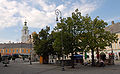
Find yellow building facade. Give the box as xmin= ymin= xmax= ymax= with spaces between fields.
xmin=0 ymin=43 xmax=32 ymax=56
xmin=104 ymin=33 xmax=120 ymax=59
xmin=105 ymin=21 xmax=120 ymax=59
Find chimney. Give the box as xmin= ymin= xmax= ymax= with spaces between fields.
xmin=112 ymin=21 xmax=114 ymax=24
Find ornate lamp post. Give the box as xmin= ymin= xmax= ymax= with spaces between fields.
xmin=29 ymin=48 xmax=32 ymax=65
xmin=55 ymin=9 xmax=64 ymax=71
xmin=91 ymin=23 xmax=95 ymax=66
xmin=30 ymin=35 xmax=32 ymax=65
xmin=55 ymin=9 xmax=62 ymax=21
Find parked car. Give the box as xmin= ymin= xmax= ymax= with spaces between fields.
xmin=1 ymin=55 xmax=10 ymax=67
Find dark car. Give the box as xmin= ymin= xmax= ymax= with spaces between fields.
xmin=2 ymin=55 xmax=12 ymax=61
xmin=2 ymin=55 xmax=10 ymax=64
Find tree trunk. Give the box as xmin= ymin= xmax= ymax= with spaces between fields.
xmin=96 ymin=48 xmax=99 ymax=63
xmin=91 ymin=48 xmax=95 ymax=66
xmin=43 ymin=56 xmax=48 ymax=64
xmin=71 ymin=52 xmax=75 ymax=68
xmin=58 ymin=55 xmax=61 ymax=65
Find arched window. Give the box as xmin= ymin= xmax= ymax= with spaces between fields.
xmin=16 ymin=49 xmax=18 ymax=53
xmin=1 ymin=50 xmax=2 ymax=53
xmin=6 ymin=49 xmax=7 ymax=53
xmin=9 ymin=50 xmax=11 ymax=53
xmin=13 ymin=50 xmax=15 ymax=53
xmin=26 ymin=50 xmax=28 ymax=53
xmin=22 ymin=49 xmax=24 ymax=53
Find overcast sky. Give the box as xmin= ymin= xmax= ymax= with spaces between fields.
xmin=0 ymin=0 xmax=120 ymax=43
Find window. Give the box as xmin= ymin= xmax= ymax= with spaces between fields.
xmin=13 ymin=50 xmax=15 ymax=53
xmin=22 ymin=49 xmax=24 ymax=53
xmin=16 ymin=49 xmax=18 ymax=53
xmin=26 ymin=50 xmax=28 ymax=53
xmin=25 ymin=30 xmax=26 ymax=34
xmin=6 ymin=49 xmax=7 ymax=53
xmin=1 ymin=50 xmax=2 ymax=53
xmin=9 ymin=50 xmax=11 ymax=53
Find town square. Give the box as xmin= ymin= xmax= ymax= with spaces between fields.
xmin=0 ymin=0 xmax=120 ymax=74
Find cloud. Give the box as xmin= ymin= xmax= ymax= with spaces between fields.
xmin=105 ymin=17 xmax=120 ymax=22
xmin=64 ymin=0 xmax=103 ymax=17
xmin=80 ymin=0 xmax=87 ymax=4
xmin=0 ymin=38 xmax=18 ymax=43
xmin=37 ymin=0 xmax=56 ymax=12
xmin=0 ymin=0 xmax=19 ymax=29
xmin=104 ymin=16 xmax=120 ymax=24
xmin=0 ymin=0 xmax=103 ymax=30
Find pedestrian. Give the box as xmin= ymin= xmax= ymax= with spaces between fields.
xmin=99 ymin=59 xmax=105 ymax=67
xmin=23 ymin=57 xmax=25 ymax=61
xmin=0 ymin=53 xmax=1 ymax=62
xmin=12 ymin=57 xmax=15 ymax=62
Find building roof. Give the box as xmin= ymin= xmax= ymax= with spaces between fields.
xmin=105 ymin=21 xmax=120 ymax=33
xmin=0 ymin=43 xmax=32 ymax=49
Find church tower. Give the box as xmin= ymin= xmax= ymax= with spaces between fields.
xmin=21 ymin=21 xmax=29 ymax=43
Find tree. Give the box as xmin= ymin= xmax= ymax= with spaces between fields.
xmin=33 ymin=26 xmax=54 ymax=64
xmin=53 ymin=9 xmax=118 ymax=67
xmin=80 ymin=15 xmax=118 ymax=66
xmin=53 ymin=9 xmax=83 ymax=68
xmin=33 ymin=9 xmax=118 ymax=66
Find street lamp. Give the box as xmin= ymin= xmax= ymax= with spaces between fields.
xmin=91 ymin=23 xmax=95 ymax=66
xmin=29 ymin=45 xmax=32 ymax=65
xmin=29 ymin=35 xmax=32 ymax=65
xmin=55 ymin=9 xmax=64 ymax=71
xmin=55 ymin=9 xmax=62 ymax=22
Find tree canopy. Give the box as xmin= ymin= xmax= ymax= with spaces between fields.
xmin=33 ymin=26 xmax=54 ymax=63
xmin=33 ymin=9 xmax=118 ymax=66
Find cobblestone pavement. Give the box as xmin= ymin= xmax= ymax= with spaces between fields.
xmin=0 ymin=60 xmax=120 ymax=74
